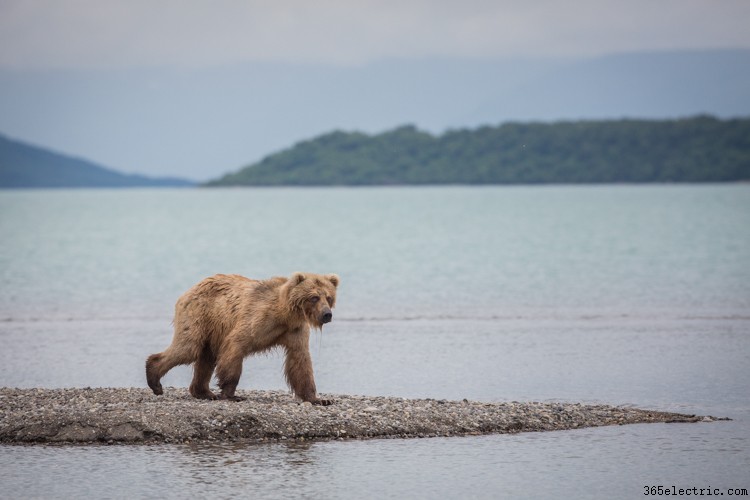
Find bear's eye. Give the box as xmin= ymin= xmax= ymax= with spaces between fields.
xmin=309 ymin=296 xmax=320 ymax=304
xmin=326 ymin=296 xmax=333 ymax=306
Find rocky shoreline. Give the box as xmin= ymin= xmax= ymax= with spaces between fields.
xmin=0 ymin=387 xmax=722 ymax=445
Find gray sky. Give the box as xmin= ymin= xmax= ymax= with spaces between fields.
xmin=1 ymin=1 xmax=749 ymax=181
xmin=1 ymin=0 xmax=749 ymax=69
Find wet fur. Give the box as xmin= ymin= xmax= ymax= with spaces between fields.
xmin=146 ymin=272 xmax=339 ymax=403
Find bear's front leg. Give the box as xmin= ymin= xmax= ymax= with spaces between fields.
xmin=282 ymin=334 xmax=333 ymax=406
xmin=215 ymin=353 xmax=246 ymax=402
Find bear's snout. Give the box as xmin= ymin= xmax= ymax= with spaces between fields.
xmin=320 ymin=309 xmax=333 ymax=324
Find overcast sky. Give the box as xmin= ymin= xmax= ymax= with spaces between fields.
xmin=1 ymin=0 xmax=749 ymax=69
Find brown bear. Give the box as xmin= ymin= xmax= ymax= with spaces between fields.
xmin=146 ymin=272 xmax=339 ymax=404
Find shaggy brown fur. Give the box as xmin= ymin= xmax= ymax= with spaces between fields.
xmin=146 ymin=272 xmax=339 ymax=404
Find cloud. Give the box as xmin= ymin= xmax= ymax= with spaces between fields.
xmin=1 ymin=0 xmax=749 ymax=69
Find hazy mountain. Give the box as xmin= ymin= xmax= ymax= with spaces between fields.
xmin=0 ymin=49 xmax=748 ymax=181
xmin=0 ymin=134 xmax=193 ymax=188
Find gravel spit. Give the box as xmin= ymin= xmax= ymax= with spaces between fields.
xmin=0 ymin=387 xmax=723 ymax=445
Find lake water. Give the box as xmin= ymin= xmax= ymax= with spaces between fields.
xmin=1 ymin=185 xmax=749 ymax=499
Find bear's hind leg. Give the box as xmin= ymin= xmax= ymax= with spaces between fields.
xmin=189 ymin=346 xmax=218 ymax=400
xmin=145 ymin=345 xmax=196 ymax=396
xmin=146 ymin=353 xmax=165 ymax=395
xmin=215 ymin=351 xmax=246 ymax=402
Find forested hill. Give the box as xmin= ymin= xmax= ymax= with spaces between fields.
xmin=207 ymin=116 xmax=750 ymax=186
xmin=0 ymin=134 xmax=193 ymax=188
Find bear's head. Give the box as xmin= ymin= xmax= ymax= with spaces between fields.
xmin=285 ymin=272 xmax=340 ymax=328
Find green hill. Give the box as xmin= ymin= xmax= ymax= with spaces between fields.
xmin=206 ymin=116 xmax=750 ymax=186
xmin=0 ymin=134 xmax=193 ymax=188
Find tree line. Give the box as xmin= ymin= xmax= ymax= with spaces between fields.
xmin=205 ymin=116 xmax=750 ymax=186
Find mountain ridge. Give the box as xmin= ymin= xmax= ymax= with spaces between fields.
xmin=0 ymin=133 xmax=193 ymax=188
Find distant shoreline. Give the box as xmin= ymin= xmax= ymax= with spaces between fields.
xmin=4 ymin=116 xmax=748 ymax=189
xmin=2 ymin=181 xmax=749 ymax=191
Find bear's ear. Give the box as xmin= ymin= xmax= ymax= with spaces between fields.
xmin=290 ymin=272 xmax=306 ymax=286
xmin=327 ymin=274 xmax=340 ymax=288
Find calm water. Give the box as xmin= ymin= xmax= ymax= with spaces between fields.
xmin=1 ymin=185 xmax=749 ymax=499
